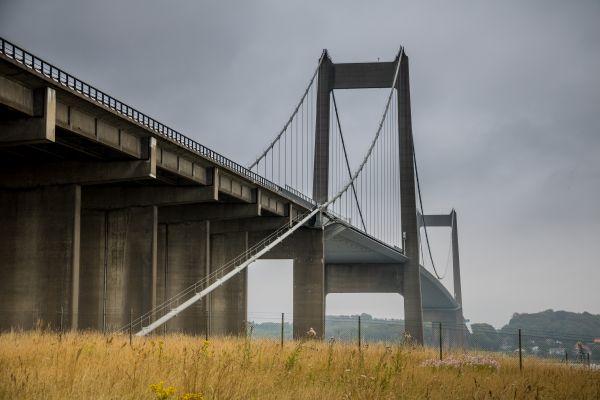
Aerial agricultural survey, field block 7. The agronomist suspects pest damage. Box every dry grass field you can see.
[0,331,599,399]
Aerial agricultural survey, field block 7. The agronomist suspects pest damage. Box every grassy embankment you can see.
[0,332,598,399]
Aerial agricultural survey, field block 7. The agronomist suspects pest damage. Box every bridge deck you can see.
[0,38,314,214]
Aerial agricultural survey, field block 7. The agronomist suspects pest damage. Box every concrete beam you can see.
[417,212,452,228]
[0,87,55,145]
[0,75,35,115]
[210,217,289,234]
[259,189,288,216]
[0,159,155,188]
[83,185,218,210]
[218,170,256,203]
[325,263,402,294]
[332,62,397,89]
[158,202,260,224]
[157,145,210,185]
[0,137,157,188]
[55,99,147,160]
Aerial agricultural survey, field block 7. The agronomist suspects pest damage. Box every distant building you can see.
[548,347,566,356]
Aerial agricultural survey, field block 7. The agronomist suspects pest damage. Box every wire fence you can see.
[3,309,599,370]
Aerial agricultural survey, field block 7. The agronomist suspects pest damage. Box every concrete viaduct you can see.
[0,39,465,343]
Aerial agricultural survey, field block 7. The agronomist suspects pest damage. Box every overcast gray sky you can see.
[2,1,599,328]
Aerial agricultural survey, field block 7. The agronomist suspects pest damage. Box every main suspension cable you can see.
[248,51,326,170]
[413,143,445,280]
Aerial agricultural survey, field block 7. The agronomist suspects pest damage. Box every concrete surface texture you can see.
[0,42,464,343]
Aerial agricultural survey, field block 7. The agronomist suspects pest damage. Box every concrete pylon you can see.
[312,51,333,204]
[451,209,462,307]
[311,49,425,343]
[396,51,425,344]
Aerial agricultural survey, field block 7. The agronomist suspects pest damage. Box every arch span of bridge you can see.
[0,38,465,345]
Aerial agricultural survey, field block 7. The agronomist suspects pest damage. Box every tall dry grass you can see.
[0,331,598,399]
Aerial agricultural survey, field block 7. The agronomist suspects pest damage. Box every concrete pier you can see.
[209,231,248,336]
[79,206,156,331]
[253,226,325,339]
[157,220,210,334]
[0,185,80,330]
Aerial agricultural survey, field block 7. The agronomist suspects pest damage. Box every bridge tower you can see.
[312,50,425,343]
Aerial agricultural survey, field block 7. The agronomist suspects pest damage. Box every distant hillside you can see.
[251,314,409,342]
[501,309,600,339]
[251,310,600,347]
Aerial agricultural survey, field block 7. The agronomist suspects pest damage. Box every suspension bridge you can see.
[0,37,465,345]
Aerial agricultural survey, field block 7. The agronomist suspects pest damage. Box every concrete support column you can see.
[0,185,81,331]
[292,228,325,339]
[79,206,157,331]
[396,52,425,344]
[250,226,325,340]
[209,231,248,336]
[157,220,210,334]
[71,187,81,330]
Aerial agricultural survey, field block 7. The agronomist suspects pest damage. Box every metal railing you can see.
[0,37,314,207]
[283,185,316,208]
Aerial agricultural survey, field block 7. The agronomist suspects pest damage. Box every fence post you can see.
[439,322,443,361]
[358,315,361,351]
[129,308,133,346]
[280,313,284,349]
[565,350,568,364]
[518,329,523,371]
[587,353,591,368]
[59,306,64,342]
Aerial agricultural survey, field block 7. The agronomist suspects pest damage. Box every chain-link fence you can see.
[247,315,600,370]
[3,309,598,370]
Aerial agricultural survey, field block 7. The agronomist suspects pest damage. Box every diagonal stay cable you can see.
[248,50,327,170]
[331,91,366,231]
